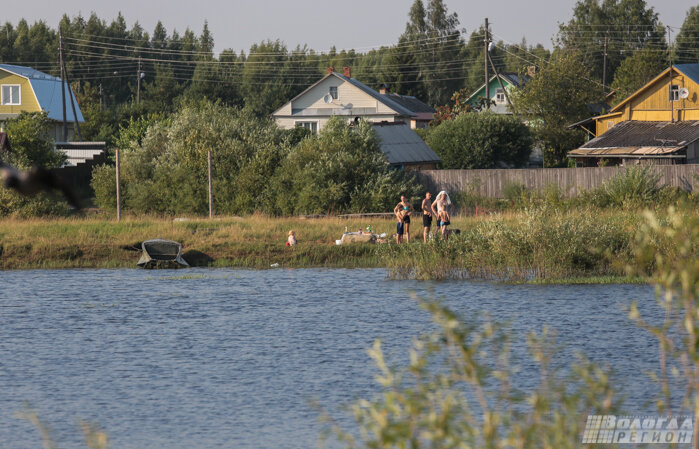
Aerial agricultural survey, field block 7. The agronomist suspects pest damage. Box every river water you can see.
[0,268,672,448]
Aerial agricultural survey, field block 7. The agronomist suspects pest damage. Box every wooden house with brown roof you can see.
[569,64,699,166]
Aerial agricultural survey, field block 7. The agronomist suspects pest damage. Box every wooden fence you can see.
[415,165,699,198]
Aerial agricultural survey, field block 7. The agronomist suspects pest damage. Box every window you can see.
[329,86,338,100]
[1,85,20,105]
[495,88,505,104]
[296,121,318,134]
[670,84,680,102]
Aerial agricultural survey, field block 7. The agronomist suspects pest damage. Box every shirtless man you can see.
[431,191,454,239]
[393,195,414,243]
[421,192,433,243]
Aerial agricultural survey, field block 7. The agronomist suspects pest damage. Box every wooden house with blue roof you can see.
[569,63,699,166]
[0,64,84,142]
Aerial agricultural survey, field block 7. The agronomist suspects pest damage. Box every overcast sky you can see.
[4,0,696,54]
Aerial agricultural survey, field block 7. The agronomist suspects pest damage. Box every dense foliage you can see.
[0,112,69,217]
[91,103,421,215]
[510,52,599,167]
[426,112,532,169]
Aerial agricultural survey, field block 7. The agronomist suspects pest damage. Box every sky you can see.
[3,0,696,55]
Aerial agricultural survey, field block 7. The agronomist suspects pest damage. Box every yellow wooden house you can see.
[569,63,699,165]
[0,63,84,142]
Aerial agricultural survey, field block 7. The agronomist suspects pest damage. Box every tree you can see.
[510,52,599,167]
[610,47,667,102]
[674,6,699,64]
[392,0,466,105]
[3,112,65,169]
[426,112,532,169]
[557,0,666,87]
[269,117,421,215]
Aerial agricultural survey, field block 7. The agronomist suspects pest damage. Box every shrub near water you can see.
[381,206,633,280]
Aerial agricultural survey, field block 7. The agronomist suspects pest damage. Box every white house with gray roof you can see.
[272,67,434,132]
[272,67,440,169]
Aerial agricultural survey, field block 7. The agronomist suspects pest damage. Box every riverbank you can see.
[0,208,695,283]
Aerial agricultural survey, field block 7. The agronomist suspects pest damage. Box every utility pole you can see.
[136,56,142,104]
[484,18,490,108]
[115,148,121,222]
[668,26,674,123]
[208,150,213,219]
[62,63,82,141]
[58,28,67,141]
[602,34,608,95]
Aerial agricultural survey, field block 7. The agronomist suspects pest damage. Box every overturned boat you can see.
[137,239,189,269]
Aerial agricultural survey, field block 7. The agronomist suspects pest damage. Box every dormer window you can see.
[1,85,20,105]
[670,84,680,102]
[329,86,338,100]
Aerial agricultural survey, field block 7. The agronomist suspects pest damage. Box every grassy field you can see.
[1,208,695,284]
[0,214,400,270]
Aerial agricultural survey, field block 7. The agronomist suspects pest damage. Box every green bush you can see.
[0,111,70,217]
[0,188,69,217]
[91,103,422,216]
[268,116,422,215]
[598,166,662,207]
[426,111,532,169]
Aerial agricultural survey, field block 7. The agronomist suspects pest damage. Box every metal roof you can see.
[569,146,685,157]
[580,120,699,149]
[676,63,699,85]
[0,64,84,122]
[382,93,435,114]
[372,122,441,165]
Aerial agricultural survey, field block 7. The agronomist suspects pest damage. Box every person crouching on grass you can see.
[394,195,414,243]
[286,230,297,246]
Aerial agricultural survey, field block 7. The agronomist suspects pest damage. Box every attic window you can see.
[495,88,505,104]
[329,86,338,100]
[670,84,680,102]
[1,85,20,105]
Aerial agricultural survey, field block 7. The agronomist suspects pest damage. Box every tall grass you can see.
[380,206,641,281]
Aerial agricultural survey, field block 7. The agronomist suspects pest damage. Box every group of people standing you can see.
[393,191,453,243]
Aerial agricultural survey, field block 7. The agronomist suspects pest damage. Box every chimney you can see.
[343,66,351,78]
[379,83,389,95]
[327,67,334,74]
[527,66,537,78]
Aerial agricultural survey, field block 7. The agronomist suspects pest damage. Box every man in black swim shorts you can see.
[421,192,432,242]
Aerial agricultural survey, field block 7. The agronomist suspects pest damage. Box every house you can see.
[372,121,441,170]
[464,72,531,114]
[272,67,435,133]
[0,64,84,142]
[569,63,699,166]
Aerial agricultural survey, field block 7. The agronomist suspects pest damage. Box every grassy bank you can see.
[0,215,394,270]
[1,208,695,283]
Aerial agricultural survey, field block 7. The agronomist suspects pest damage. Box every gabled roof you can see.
[569,120,699,157]
[372,121,441,165]
[465,72,530,103]
[675,63,699,85]
[609,63,699,114]
[273,71,416,118]
[382,93,435,114]
[0,64,84,122]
